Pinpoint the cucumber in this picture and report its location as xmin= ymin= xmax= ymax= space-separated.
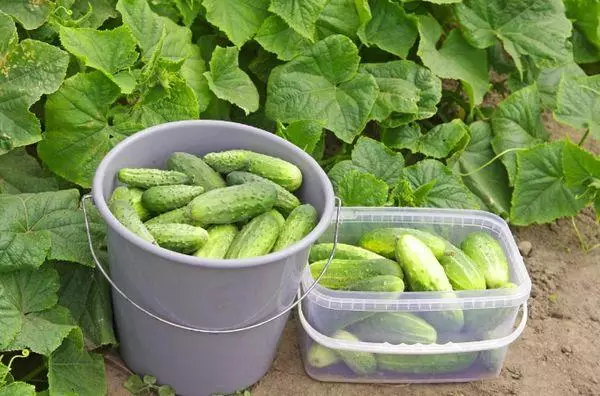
xmin=187 ymin=182 xmax=277 ymax=225
xmin=376 ymin=352 xmax=477 ymax=374
xmin=110 ymin=186 xmax=151 ymax=221
xmin=225 ymin=210 xmax=284 ymax=258
xmin=395 ymin=234 xmax=453 ymax=292
xmin=439 ymin=246 xmax=486 ymax=290
xmin=141 ymin=185 xmax=204 ymax=213
xmin=461 ymin=232 xmax=510 ymax=288
xmin=203 ymin=149 xmax=249 ymax=173
xmin=309 ymin=243 xmax=386 ymax=263
xmin=146 ymin=223 xmax=208 ymax=254
xmin=193 ymin=224 xmax=238 ymax=259
xmin=347 ymin=313 xmax=437 ymax=344
xmin=144 ymin=206 xmax=203 ymax=227
xmin=344 ymin=275 xmax=404 ymax=292
xmin=307 ymin=343 xmax=340 ymax=368
xmin=246 ymin=152 xmax=303 ymax=192
xmin=167 ymin=152 xmax=226 ymax=191
xmin=358 ymin=227 xmax=448 ymax=259
xmin=273 ymin=204 xmax=318 ymax=251
xmin=309 ymin=259 xmax=402 ymax=290
xmin=331 ymin=330 xmax=377 ymax=375
xmin=109 ymin=200 xmax=155 ymax=243
xmin=117 ymin=168 xmax=190 ymax=188
xmin=420 ymin=309 xmax=464 ymax=334
xmin=463 ymin=283 xmax=518 ymax=333
xmin=226 ymin=171 xmax=300 ymax=215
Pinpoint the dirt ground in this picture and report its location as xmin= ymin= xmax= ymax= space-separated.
xmin=105 ymin=120 xmax=600 ymax=396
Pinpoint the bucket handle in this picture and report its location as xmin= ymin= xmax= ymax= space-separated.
xmin=82 ymin=194 xmax=342 ymax=334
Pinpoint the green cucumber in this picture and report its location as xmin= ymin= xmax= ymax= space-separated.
xmin=309 ymin=243 xmax=386 ymax=263
xmin=187 ymin=182 xmax=277 ymax=225
xmin=331 ymin=330 xmax=377 ymax=375
xmin=461 ymin=232 xmax=510 ymax=289
xmin=420 ymin=309 xmax=465 ymax=334
xmin=193 ymin=224 xmax=238 ymax=259
xmin=203 ymin=149 xmax=249 ymax=173
xmin=226 ymin=171 xmax=300 ymax=215
xmin=463 ymin=283 xmax=518 ymax=333
xmin=117 ymin=168 xmax=190 ymax=188
xmin=359 ymin=227 xmax=448 ymax=259
xmin=376 ymin=352 xmax=477 ymax=374
xmin=110 ymin=186 xmax=151 ymax=221
xmin=144 ymin=206 xmax=203 ymax=227
xmin=246 ymin=152 xmax=303 ymax=192
xmin=109 ymin=200 xmax=155 ymax=243
xmin=344 ymin=275 xmax=405 ymax=292
xmin=395 ymin=234 xmax=452 ymax=292
xmin=439 ymin=246 xmax=486 ymax=290
xmin=307 ymin=343 xmax=340 ymax=368
xmin=347 ymin=313 xmax=437 ymax=344
xmin=273 ymin=204 xmax=318 ymax=251
xmin=146 ymin=223 xmax=208 ymax=254
xmin=309 ymin=259 xmax=402 ymax=290
xmin=141 ymin=185 xmax=204 ymax=213
xmin=225 ymin=210 xmax=284 ymax=258
xmin=167 ymin=152 xmax=226 ymax=191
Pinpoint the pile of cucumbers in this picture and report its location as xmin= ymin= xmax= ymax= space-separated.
xmin=306 ymin=227 xmax=515 ymax=376
xmin=109 ymin=150 xmax=318 ymax=259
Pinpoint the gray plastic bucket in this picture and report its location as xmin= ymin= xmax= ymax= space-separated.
xmin=90 ymin=120 xmax=335 ymax=396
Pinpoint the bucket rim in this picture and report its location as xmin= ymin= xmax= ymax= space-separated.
xmin=92 ymin=119 xmax=335 ymax=269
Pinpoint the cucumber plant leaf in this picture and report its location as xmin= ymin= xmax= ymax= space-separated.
xmin=315 ymin=0 xmax=365 ymax=40
xmin=69 ymin=0 xmax=120 ymax=29
xmin=255 ymin=15 xmax=313 ymax=61
xmin=0 ymin=0 xmax=54 ymax=30
xmin=564 ymin=0 xmax=600 ymax=50
xmin=0 ymin=149 xmax=58 ymax=194
xmin=554 ymin=75 xmax=600 ymax=141
xmin=327 ymin=160 xmax=369 ymax=190
xmin=0 ymin=382 xmax=36 ymax=395
xmin=537 ymin=63 xmax=586 ymax=109
xmin=561 ymin=140 xmax=600 ymax=196
xmin=383 ymin=120 xmax=468 ymax=159
xmin=202 ymin=0 xmax=270 ymax=47
xmin=351 ymin=137 xmax=405 ymax=185
xmin=337 ymin=170 xmax=389 ymax=206
xmin=268 ymin=0 xmax=329 ymax=41
xmin=276 ymin=120 xmax=324 ymax=157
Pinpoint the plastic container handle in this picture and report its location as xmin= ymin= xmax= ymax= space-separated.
xmin=82 ymin=194 xmax=342 ymax=334
xmin=298 ymin=299 xmax=528 ymax=355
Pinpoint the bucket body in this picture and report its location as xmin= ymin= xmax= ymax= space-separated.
xmin=92 ymin=121 xmax=335 ymax=395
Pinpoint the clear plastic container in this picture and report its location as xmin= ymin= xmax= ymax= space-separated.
xmin=298 ymin=208 xmax=531 ymax=383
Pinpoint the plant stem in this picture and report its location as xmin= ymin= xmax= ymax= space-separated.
xmin=459 ymin=147 xmax=528 ymax=177
xmin=578 ymin=129 xmax=590 ymax=146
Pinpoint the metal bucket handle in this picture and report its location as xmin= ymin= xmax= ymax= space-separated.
xmin=82 ymin=194 xmax=342 ymax=334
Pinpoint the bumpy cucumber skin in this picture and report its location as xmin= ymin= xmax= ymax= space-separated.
xmin=193 ymin=224 xmax=238 ymax=259
xmin=309 ymin=243 xmax=386 ymax=263
xmin=109 ymin=200 xmax=155 ymax=243
xmin=273 ymin=204 xmax=317 ymax=251
xmin=167 ymin=152 xmax=226 ymax=191
xmin=439 ymin=246 xmax=486 ymax=290
xmin=332 ymin=330 xmax=377 ymax=375
xmin=146 ymin=223 xmax=208 ymax=254
xmin=307 ymin=343 xmax=340 ymax=368
xmin=141 ymin=185 xmax=204 ymax=213
xmin=421 ymin=309 xmax=465 ymax=334
xmin=187 ymin=182 xmax=277 ymax=225
xmin=376 ymin=352 xmax=477 ymax=374
xmin=117 ymin=168 xmax=190 ymax=188
xmin=225 ymin=210 xmax=284 ymax=259
xmin=203 ymin=150 xmax=249 ymax=173
xmin=461 ymin=232 xmax=510 ymax=289
xmin=348 ymin=312 xmax=437 ymax=345
xmin=359 ymin=228 xmax=448 ymax=259
xmin=226 ymin=171 xmax=300 ymax=215
xmin=395 ymin=234 xmax=453 ymax=292
xmin=110 ymin=186 xmax=151 ymax=221
xmin=144 ymin=206 xmax=203 ymax=227
xmin=344 ymin=275 xmax=405 ymax=292
xmin=246 ymin=152 xmax=303 ymax=192
xmin=310 ymin=259 xmax=403 ymax=290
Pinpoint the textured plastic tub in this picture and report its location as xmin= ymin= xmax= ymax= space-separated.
xmin=91 ymin=120 xmax=335 ymax=396
xmin=298 ymin=207 xmax=531 ymax=383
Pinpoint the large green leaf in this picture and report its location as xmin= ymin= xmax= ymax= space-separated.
xmin=70 ymin=0 xmax=119 ymax=29
xmin=117 ymin=0 xmax=164 ymax=60
xmin=511 ymin=141 xmax=587 ymax=225
xmin=59 ymin=26 xmax=139 ymax=93
xmin=255 ymin=15 xmax=313 ymax=61
xmin=204 ymin=46 xmax=259 ymax=115
xmin=0 ymin=149 xmax=58 ymax=194
xmin=337 ymin=170 xmax=389 ymax=206
xmin=537 ymin=63 xmax=586 ymax=109
xmin=359 ymin=60 xmax=441 ymax=123
xmin=554 ymin=75 xmax=600 ymax=142
xmin=266 ymin=35 xmax=378 ymax=143
xmin=315 ymin=0 xmax=364 ymax=39
xmin=327 ymin=160 xmax=369 ymax=190
xmin=202 ymin=0 xmax=270 ymax=47
xmin=276 ymin=120 xmax=324 ymax=156
xmin=561 ymin=140 xmax=600 ymax=209
xmin=383 ymin=120 xmax=468 ymax=159
xmin=0 ymin=382 xmax=36 ymax=396
xmin=451 ymin=121 xmax=511 ymax=216
xmin=491 ymin=84 xmax=548 ymax=184
xmin=358 ymin=0 xmax=418 ymax=59
xmin=0 ymin=1 xmax=54 ymax=29
xmin=268 ymin=0 xmax=329 ymax=40
xmin=564 ymin=0 xmax=600 ymax=50
xmin=417 ymin=15 xmax=489 ymax=107
xmin=455 ymin=0 xmax=572 ymax=75
xmin=351 ymin=137 xmax=404 ymax=185
xmin=572 ymin=27 xmax=600 ymax=64
xmin=0 ymin=12 xmax=69 ymax=154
